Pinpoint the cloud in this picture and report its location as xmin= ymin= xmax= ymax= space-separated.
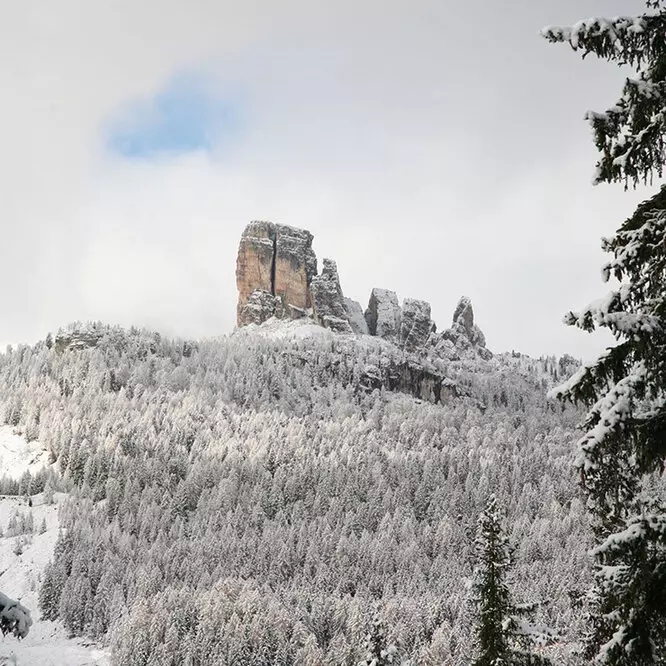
xmin=0 ymin=0 xmax=653 ymax=361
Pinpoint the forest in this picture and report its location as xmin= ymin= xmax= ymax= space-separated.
xmin=0 ymin=324 xmax=585 ymax=664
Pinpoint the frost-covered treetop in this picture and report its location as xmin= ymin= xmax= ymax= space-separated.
xmin=542 ymin=3 xmax=666 ymax=187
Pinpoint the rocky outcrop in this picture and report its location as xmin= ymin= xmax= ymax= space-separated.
xmin=310 ymin=259 xmax=352 ymax=333
xmin=436 ymin=296 xmax=492 ymax=360
xmin=359 ymin=360 xmax=463 ymax=405
xmin=55 ymin=330 xmax=103 ymax=353
xmin=344 ymin=298 xmax=369 ymax=335
xmin=236 ymin=222 xmax=276 ymax=325
xmin=236 ymin=222 xmax=317 ymax=327
xmin=238 ymin=289 xmax=284 ymax=326
xmin=234 ymin=223 xmax=492 ymax=362
xmin=365 ymin=289 xmax=401 ymax=342
xmin=400 ymin=299 xmax=435 ymax=351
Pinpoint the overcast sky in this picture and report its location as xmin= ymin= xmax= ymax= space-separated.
xmin=0 ymin=0 xmax=654 ymax=359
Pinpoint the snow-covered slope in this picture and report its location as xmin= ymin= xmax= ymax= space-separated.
xmin=0 ymin=494 xmax=109 ymax=665
xmin=0 ymin=323 xmax=585 ymax=664
xmin=0 ymin=427 xmax=109 ymax=665
xmin=0 ymin=427 xmax=51 ymax=482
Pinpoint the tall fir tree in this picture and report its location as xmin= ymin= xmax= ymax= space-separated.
xmin=544 ymin=3 xmax=666 ymax=663
xmin=472 ymin=496 xmax=552 ymax=666
xmin=473 ymin=495 xmax=512 ymax=666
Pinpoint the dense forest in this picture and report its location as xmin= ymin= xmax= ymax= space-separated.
xmin=0 ymin=323 xmax=586 ymax=664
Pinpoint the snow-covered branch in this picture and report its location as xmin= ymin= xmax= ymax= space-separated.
xmin=0 ymin=592 xmax=32 ymax=640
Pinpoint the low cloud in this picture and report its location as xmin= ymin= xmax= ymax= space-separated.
xmin=0 ymin=0 xmax=651 ymax=360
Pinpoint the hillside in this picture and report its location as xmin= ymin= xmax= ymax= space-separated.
xmin=0 ymin=318 xmax=586 ymax=665
xmin=0 ymin=426 xmax=109 ymax=665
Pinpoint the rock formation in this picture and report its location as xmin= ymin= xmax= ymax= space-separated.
xmin=359 ymin=360 xmax=463 ymax=405
xmin=236 ymin=222 xmax=317 ymax=327
xmin=435 ymin=296 xmax=492 ymax=360
xmin=310 ymin=259 xmax=352 ymax=333
xmin=55 ymin=329 xmax=104 ymax=354
xmin=343 ymin=298 xmax=369 ymax=335
xmin=234 ymin=221 xmax=492 ymax=361
xmin=400 ymin=298 xmax=435 ymax=351
xmin=238 ymin=289 xmax=284 ymax=326
xmin=236 ymin=221 xmax=275 ymax=323
xmin=364 ymin=289 xmax=401 ymax=342
xmin=274 ymin=226 xmax=317 ymax=310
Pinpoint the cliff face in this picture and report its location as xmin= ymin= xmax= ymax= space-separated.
xmin=274 ymin=226 xmax=317 ymax=313
xmin=236 ymin=222 xmax=317 ymax=326
xmin=235 ymin=220 xmax=492 ymax=362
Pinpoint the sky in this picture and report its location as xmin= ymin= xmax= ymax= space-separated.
xmin=0 ymin=0 xmax=654 ymax=360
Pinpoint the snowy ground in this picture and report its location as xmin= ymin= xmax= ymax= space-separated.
xmin=0 ymin=426 xmax=110 ymax=665
xmin=0 ymin=428 xmax=51 ymax=481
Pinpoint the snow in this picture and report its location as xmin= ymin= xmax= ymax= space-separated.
xmin=0 ymin=493 xmax=110 ymax=665
xmin=0 ymin=592 xmax=32 ymax=639
xmin=0 ymin=427 xmax=51 ymax=482
xmin=0 ymin=426 xmax=109 ymax=665
xmin=236 ymin=317 xmax=335 ymax=341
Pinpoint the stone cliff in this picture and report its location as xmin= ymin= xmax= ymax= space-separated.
xmin=235 ymin=221 xmax=491 ymax=361
xmin=236 ymin=222 xmax=317 ymax=326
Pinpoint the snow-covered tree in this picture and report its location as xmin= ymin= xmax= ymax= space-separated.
xmin=473 ymin=495 xmax=512 ymax=666
xmin=542 ymin=2 xmax=666 ymax=189
xmin=0 ymin=322 xmax=587 ymax=662
xmin=544 ymin=4 xmax=666 ymax=662
xmin=472 ymin=496 xmax=552 ymax=666
xmin=549 ymin=190 xmax=666 ymax=664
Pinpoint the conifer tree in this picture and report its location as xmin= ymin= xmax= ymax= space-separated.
xmin=543 ymin=2 xmax=666 ymax=189
xmin=544 ymin=3 xmax=666 ymax=663
xmin=473 ymin=495 xmax=512 ymax=666
xmin=472 ymin=496 xmax=552 ymax=666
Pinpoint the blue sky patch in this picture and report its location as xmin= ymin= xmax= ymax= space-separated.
xmin=107 ymin=73 xmax=240 ymax=158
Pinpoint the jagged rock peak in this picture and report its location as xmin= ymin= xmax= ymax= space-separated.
xmin=310 ymin=258 xmax=352 ymax=333
xmin=437 ymin=295 xmax=491 ymax=360
xmin=453 ymin=296 xmax=474 ymax=332
xmin=236 ymin=221 xmax=317 ymax=327
xmin=234 ymin=223 xmax=492 ymax=360
xmin=365 ymin=288 xmax=401 ymax=342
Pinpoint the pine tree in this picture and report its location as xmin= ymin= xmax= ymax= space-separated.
xmin=472 ymin=496 xmax=552 ymax=666
xmin=544 ymin=4 xmax=666 ymax=662
xmin=473 ymin=495 xmax=512 ymax=666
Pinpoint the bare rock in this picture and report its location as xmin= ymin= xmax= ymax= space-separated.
xmin=274 ymin=224 xmax=317 ymax=311
xmin=310 ymin=258 xmax=352 ymax=333
xmin=438 ymin=296 xmax=492 ymax=359
xmin=343 ymin=298 xmax=369 ymax=335
xmin=236 ymin=221 xmax=278 ymax=325
xmin=359 ymin=359 xmax=464 ymax=405
xmin=236 ymin=221 xmax=318 ymax=326
xmin=400 ymin=298 xmax=435 ymax=351
xmin=55 ymin=328 xmax=104 ymax=353
xmin=365 ymin=289 xmax=402 ymax=341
